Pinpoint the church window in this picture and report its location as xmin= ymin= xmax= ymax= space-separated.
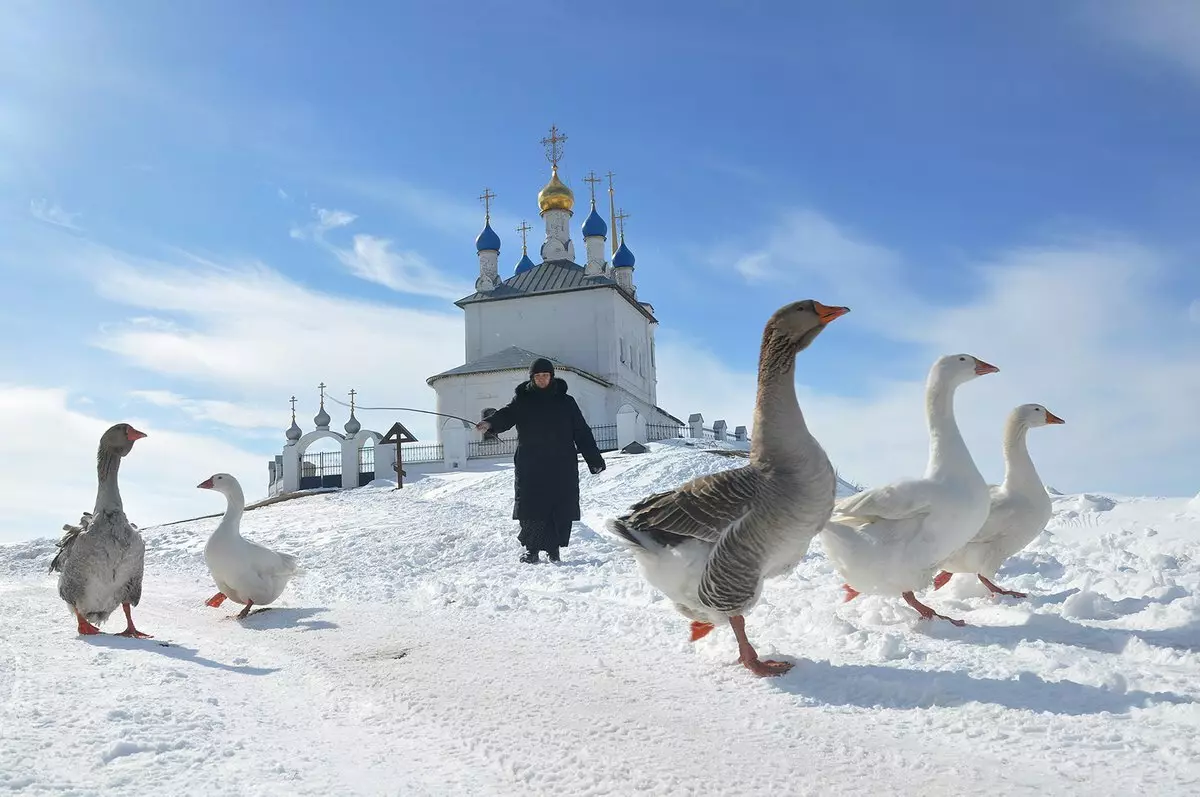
xmin=620 ymin=337 xmax=626 ymax=364
xmin=481 ymin=407 xmax=496 ymax=420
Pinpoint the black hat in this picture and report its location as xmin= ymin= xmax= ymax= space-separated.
xmin=529 ymin=357 xmax=555 ymax=378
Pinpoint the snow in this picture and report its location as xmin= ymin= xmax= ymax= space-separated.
xmin=2 ymin=442 xmax=1199 ymax=795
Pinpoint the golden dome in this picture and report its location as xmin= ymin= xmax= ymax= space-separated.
xmin=537 ymin=166 xmax=574 ymax=213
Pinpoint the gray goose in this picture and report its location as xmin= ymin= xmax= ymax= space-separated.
xmin=606 ymin=299 xmax=849 ymax=677
xmin=50 ymin=422 xmax=152 ymax=638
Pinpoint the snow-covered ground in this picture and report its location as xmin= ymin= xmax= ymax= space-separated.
xmin=2 ymin=440 xmax=1199 ymax=796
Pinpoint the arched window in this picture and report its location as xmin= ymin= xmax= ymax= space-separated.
xmin=619 ymin=337 xmax=626 ymax=364
xmin=481 ymin=407 xmax=497 ymax=420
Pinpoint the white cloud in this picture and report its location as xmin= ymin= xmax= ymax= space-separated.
xmin=333 ymin=176 xmax=522 ymax=241
xmin=664 ymin=232 xmax=1200 ymax=498
xmin=129 ymin=389 xmax=282 ymax=429
xmin=719 ymin=208 xmax=933 ymax=340
xmin=1079 ymin=1 xmax=1200 ymax=82
xmin=332 ymin=234 xmax=469 ymax=299
xmin=291 ymin=206 xmax=469 ymax=299
xmin=0 ymin=384 xmax=265 ymax=544
xmin=30 ymin=198 xmax=82 ymax=231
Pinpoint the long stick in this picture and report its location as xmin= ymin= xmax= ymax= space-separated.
xmin=324 ymin=395 xmax=477 ymax=427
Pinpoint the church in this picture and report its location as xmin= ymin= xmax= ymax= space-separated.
xmin=426 ymin=125 xmax=681 ymax=444
xmin=266 ymin=127 xmax=746 ymax=497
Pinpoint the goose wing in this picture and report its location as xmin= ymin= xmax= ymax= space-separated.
xmin=833 ymin=479 xmax=936 ymax=525
xmin=621 ymin=464 xmax=762 ymax=544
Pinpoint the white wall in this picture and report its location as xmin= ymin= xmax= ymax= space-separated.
xmin=463 ymin=286 xmax=659 ymax=410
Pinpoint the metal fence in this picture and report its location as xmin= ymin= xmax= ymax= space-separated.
xmin=400 ymin=442 xmax=444 ymax=463
xmin=646 ymin=423 xmax=685 ymax=442
xmin=591 ymin=424 xmax=618 ymax=452
xmin=468 ymin=433 xmax=518 ymax=458
xmin=300 ymin=450 xmax=342 ymax=490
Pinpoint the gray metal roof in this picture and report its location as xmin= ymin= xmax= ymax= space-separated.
xmin=456 ymin=259 xmax=656 ymax=322
xmin=427 ymin=346 xmax=611 ymax=386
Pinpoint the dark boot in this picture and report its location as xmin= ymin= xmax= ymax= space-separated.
xmin=545 ymin=546 xmax=560 ymax=563
xmin=519 ymin=548 xmax=540 ymax=564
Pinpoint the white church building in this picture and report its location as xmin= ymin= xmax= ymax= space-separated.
xmin=267 ymin=127 xmax=750 ymax=497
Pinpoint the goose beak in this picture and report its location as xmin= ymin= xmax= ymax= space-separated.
xmin=1045 ymin=410 xmax=1065 ymax=424
xmin=126 ymin=427 xmax=147 ymax=441
xmin=197 ymin=477 xmax=214 ymax=489
xmin=973 ymin=358 xmax=999 ymax=375
xmin=814 ymin=302 xmax=850 ymax=323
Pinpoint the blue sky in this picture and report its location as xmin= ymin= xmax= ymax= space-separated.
xmin=3 ymin=1 xmax=1200 ymax=542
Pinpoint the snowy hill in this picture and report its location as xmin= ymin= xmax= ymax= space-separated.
xmin=2 ymin=441 xmax=1199 ymax=795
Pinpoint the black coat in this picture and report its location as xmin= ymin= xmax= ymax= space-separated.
xmin=484 ymin=377 xmax=606 ymax=523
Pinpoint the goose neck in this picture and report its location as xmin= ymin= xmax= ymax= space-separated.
xmin=751 ymin=334 xmax=808 ymax=460
xmin=1001 ymin=417 xmax=1041 ymax=491
xmin=94 ymin=449 xmax=124 ymax=513
xmin=924 ymin=378 xmax=970 ymax=477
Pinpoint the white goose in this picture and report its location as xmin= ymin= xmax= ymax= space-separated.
xmin=932 ymin=403 xmax=1064 ymax=598
xmin=606 ymin=299 xmax=849 ymax=677
xmin=198 ymin=473 xmax=299 ymax=619
xmin=823 ymin=353 xmax=998 ymax=626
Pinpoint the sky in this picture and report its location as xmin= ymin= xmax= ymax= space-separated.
xmin=2 ymin=0 xmax=1199 ymax=543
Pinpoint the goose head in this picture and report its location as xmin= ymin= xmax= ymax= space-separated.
xmin=930 ymin=353 xmax=999 ymax=387
xmin=197 ymin=472 xmax=239 ymax=495
xmin=1015 ymin=403 xmax=1065 ymax=428
xmin=100 ymin=422 xmax=147 ymax=457
xmin=766 ymin=299 xmax=850 ymax=352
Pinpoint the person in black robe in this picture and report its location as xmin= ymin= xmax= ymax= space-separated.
xmin=476 ymin=358 xmax=606 ymax=563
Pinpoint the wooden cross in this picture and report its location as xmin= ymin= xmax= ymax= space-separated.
xmin=615 ymin=208 xmax=630 ymax=240
xmin=348 ymin=388 xmax=357 ymax=412
xmin=583 ymin=170 xmax=601 ymax=202
xmin=540 ymin=125 xmax=567 ymax=168
xmin=478 ymin=188 xmax=495 ymax=220
xmin=516 ymin=220 xmax=532 ymax=253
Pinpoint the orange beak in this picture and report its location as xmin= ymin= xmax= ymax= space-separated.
xmin=1045 ymin=410 xmax=1065 ymax=424
xmin=814 ymin=302 xmax=850 ymax=324
xmin=197 ymin=477 xmax=214 ymax=489
xmin=126 ymin=427 xmax=147 ymax=441
xmin=973 ymin=358 xmax=999 ymax=375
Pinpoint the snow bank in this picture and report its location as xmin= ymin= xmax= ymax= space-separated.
xmin=2 ymin=442 xmax=1199 ymax=795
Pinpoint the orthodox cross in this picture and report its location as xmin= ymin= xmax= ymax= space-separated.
xmin=516 ymin=220 xmax=532 ymax=254
xmin=348 ymin=388 xmax=357 ymax=413
xmin=478 ymin=187 xmax=495 ymax=221
xmin=606 ymin=171 xmax=618 ymax=254
xmin=317 ymin=382 xmax=326 ymax=409
xmin=541 ymin=125 xmax=567 ymax=168
xmin=289 ymin=395 xmax=297 ymax=423
xmin=583 ymin=170 xmax=601 ymax=203
xmin=615 ymin=208 xmax=630 ymax=240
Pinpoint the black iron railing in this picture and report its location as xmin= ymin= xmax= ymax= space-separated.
xmin=400 ymin=443 xmax=444 ymax=463
xmin=468 ymin=433 xmax=518 ymax=458
xmin=300 ymin=450 xmax=342 ymax=490
xmin=646 ymin=423 xmax=684 ymax=442
xmin=591 ymin=424 xmax=618 ymax=452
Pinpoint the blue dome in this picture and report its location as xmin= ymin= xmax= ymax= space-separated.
xmin=612 ymin=240 xmax=636 ymax=269
xmin=582 ymin=205 xmax=607 ymax=238
xmin=475 ymin=222 xmax=501 ymax=252
xmin=514 ymin=253 xmax=536 ymax=274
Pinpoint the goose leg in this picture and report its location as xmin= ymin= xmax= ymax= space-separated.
xmin=901 ymin=591 xmax=965 ymax=627
xmin=978 ymin=575 xmax=1026 ymax=599
xmin=205 ymin=592 xmax=227 ymax=608
xmin=116 ymin=603 xmax=152 ymax=638
xmin=729 ymin=615 xmax=793 ymax=677
xmin=236 ymin=602 xmax=254 ymax=620
xmin=75 ymin=610 xmax=101 ymax=636
xmin=932 ymin=571 xmax=953 ymax=590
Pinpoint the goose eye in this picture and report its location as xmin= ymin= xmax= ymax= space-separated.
xmin=959 ymin=357 xmax=966 ymax=362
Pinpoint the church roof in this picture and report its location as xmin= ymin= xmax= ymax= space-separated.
xmin=455 ymin=259 xmax=656 ymax=322
xmin=426 ymin=345 xmax=611 ymax=386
